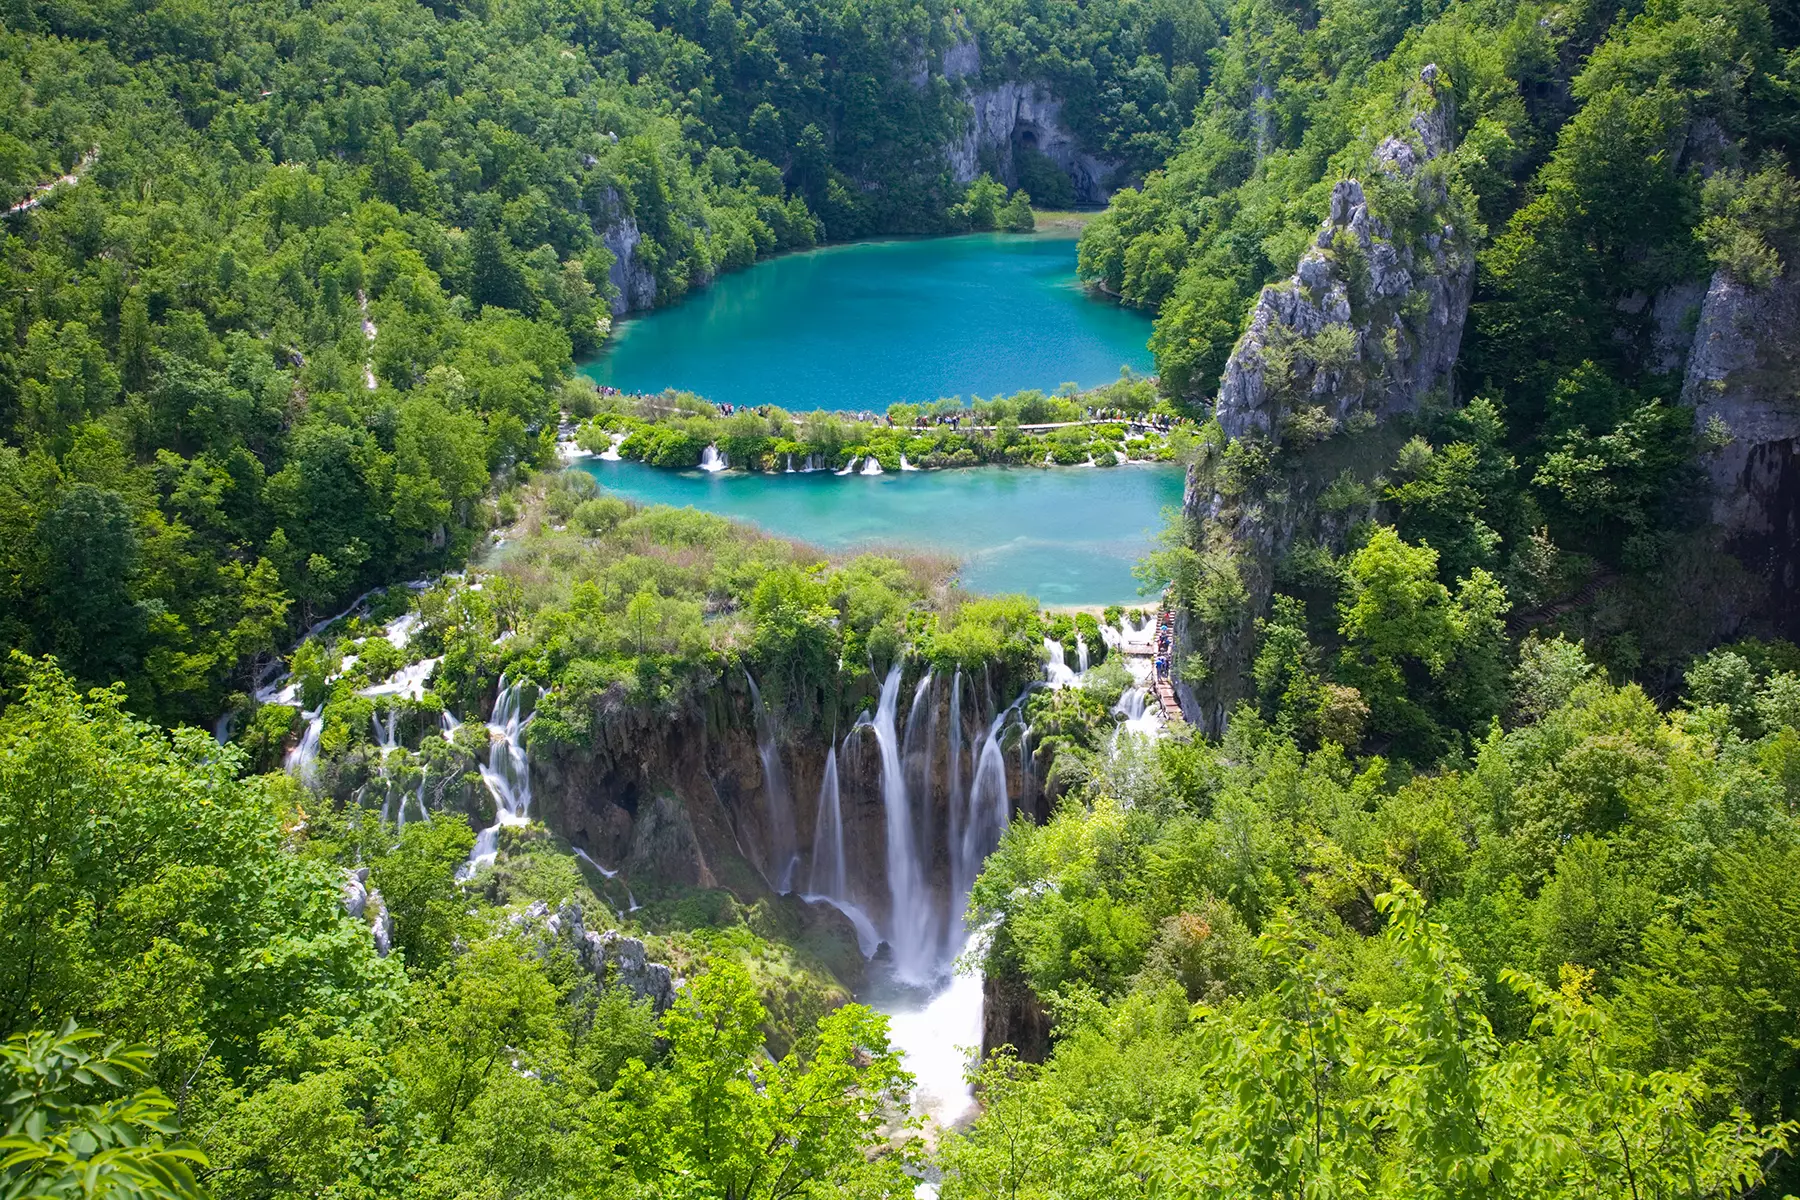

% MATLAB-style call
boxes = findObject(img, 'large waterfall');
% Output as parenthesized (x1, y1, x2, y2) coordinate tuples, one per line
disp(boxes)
(869, 664, 934, 982)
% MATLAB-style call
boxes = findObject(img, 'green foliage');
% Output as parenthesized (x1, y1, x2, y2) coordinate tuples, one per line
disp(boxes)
(615, 959, 915, 1198)
(0, 1024, 207, 1200)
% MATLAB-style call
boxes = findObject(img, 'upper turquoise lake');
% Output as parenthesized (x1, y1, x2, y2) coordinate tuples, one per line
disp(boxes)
(580, 231, 1155, 409)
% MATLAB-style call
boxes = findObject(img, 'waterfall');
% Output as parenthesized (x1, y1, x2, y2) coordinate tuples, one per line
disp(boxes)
(462, 675, 533, 878)
(869, 663, 934, 981)
(698, 444, 727, 472)
(285, 709, 323, 788)
(808, 741, 846, 899)
(1111, 686, 1162, 743)
(943, 670, 966, 950)
(745, 673, 800, 892)
(860, 456, 884, 476)
(954, 709, 1014, 936)
(900, 453, 920, 471)
(1044, 638, 1078, 688)
(1077, 632, 1089, 674)
(801, 741, 882, 957)
(901, 672, 938, 910)
(836, 455, 860, 476)
(600, 432, 626, 461)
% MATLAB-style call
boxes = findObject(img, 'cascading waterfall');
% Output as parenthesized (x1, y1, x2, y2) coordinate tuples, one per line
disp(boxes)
(745, 673, 800, 892)
(462, 675, 533, 878)
(1077, 632, 1089, 674)
(836, 455, 860, 476)
(1111, 686, 1161, 742)
(286, 709, 324, 787)
(1044, 638, 1078, 688)
(859, 455, 884, 475)
(868, 663, 934, 982)
(698, 444, 727, 472)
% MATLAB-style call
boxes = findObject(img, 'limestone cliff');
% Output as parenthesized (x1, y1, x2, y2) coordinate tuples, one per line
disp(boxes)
(1685, 265, 1800, 635)
(1177, 65, 1476, 730)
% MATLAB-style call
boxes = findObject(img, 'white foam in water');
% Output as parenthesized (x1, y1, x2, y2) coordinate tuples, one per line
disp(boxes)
(880, 968, 985, 1129)
(698, 444, 728, 472)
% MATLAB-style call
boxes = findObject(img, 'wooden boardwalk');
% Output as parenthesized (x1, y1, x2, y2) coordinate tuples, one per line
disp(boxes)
(1118, 595, 1186, 727)
(1151, 599, 1184, 726)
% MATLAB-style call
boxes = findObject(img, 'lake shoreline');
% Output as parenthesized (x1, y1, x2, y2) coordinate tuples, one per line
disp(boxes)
(579, 231, 1154, 410)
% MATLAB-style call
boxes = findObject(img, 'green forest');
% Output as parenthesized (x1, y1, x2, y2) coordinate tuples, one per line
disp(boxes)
(4, 0, 1800, 1189)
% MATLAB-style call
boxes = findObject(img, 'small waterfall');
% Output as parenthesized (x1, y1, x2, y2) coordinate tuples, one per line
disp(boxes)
(698, 444, 728, 472)
(836, 455, 860, 476)
(869, 664, 934, 982)
(1111, 686, 1162, 743)
(860, 456, 884, 475)
(745, 673, 800, 892)
(802, 454, 819, 472)
(900, 453, 920, 471)
(1077, 632, 1089, 674)
(462, 675, 533, 878)
(808, 741, 846, 899)
(599, 432, 626, 461)
(1044, 638, 1078, 688)
(285, 709, 324, 788)
(952, 702, 1019, 937)
(785, 453, 795, 473)
(802, 739, 883, 957)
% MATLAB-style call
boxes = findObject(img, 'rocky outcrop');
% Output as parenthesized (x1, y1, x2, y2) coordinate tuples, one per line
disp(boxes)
(1177, 66, 1475, 729)
(1685, 265, 1800, 635)
(517, 899, 678, 1012)
(341, 867, 393, 957)
(597, 193, 657, 316)
(980, 967, 1052, 1063)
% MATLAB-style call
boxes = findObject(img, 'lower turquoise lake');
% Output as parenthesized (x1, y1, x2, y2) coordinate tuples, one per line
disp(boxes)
(575, 457, 1184, 606)
(580, 232, 1155, 411)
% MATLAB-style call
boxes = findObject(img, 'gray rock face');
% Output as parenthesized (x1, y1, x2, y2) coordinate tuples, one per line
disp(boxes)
(1178, 67, 1473, 729)
(1683, 265, 1800, 632)
(596, 189, 657, 316)
(520, 900, 677, 1013)
(945, 44, 1119, 206)
(340, 867, 392, 957)
(1212, 100, 1472, 446)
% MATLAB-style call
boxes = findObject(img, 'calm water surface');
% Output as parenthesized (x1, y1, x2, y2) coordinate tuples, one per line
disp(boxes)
(575, 457, 1183, 606)
(581, 232, 1154, 410)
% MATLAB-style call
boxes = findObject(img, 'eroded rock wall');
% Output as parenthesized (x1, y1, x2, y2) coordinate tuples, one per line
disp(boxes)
(1178, 66, 1475, 730)
(1684, 265, 1800, 635)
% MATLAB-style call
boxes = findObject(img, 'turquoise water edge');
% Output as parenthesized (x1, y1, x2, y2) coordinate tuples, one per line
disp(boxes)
(576, 457, 1184, 606)
(577, 232, 1174, 605)
(581, 232, 1155, 411)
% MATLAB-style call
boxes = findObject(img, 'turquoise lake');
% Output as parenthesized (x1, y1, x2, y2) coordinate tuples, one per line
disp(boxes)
(580, 232, 1155, 410)
(575, 457, 1184, 606)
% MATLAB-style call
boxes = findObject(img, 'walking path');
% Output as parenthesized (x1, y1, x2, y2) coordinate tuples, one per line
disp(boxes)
(4, 149, 99, 218)
(1117, 593, 1186, 727)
